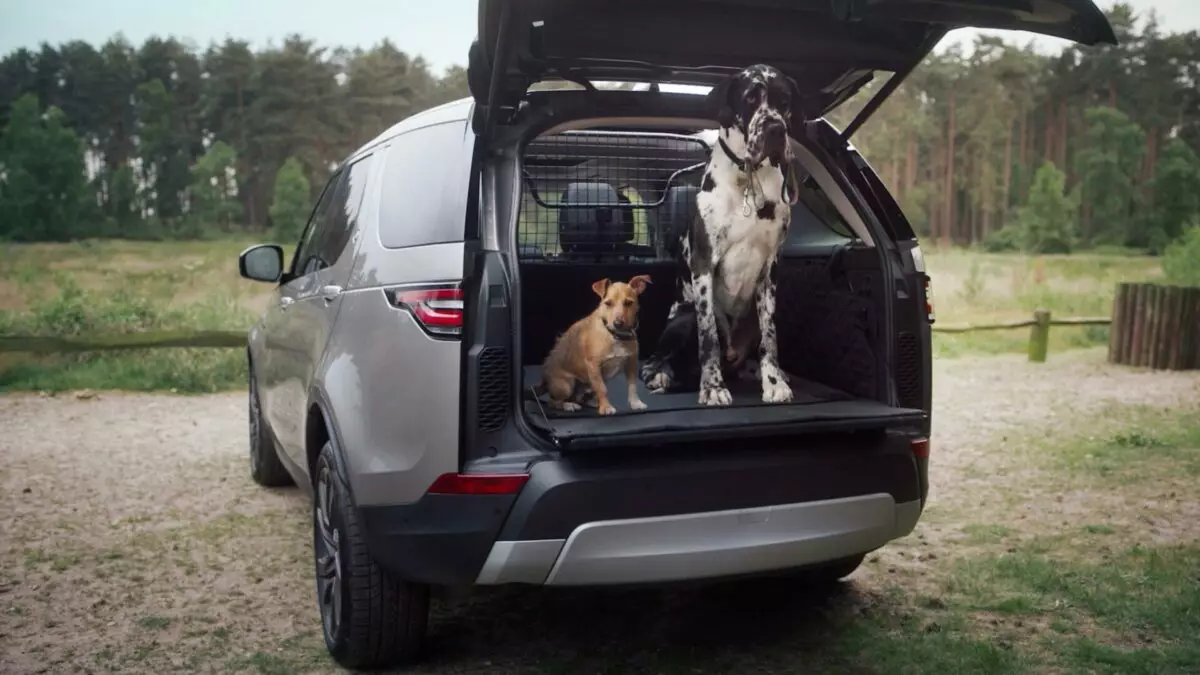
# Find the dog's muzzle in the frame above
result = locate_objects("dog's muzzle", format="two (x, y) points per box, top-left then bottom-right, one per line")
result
(747, 110), (791, 167)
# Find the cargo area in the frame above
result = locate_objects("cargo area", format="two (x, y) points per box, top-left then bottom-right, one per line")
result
(514, 128), (923, 447)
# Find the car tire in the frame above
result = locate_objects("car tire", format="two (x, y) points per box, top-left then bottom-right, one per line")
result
(313, 441), (430, 670)
(248, 366), (293, 487)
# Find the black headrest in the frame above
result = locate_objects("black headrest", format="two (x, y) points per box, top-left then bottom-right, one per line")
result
(558, 182), (635, 253)
(658, 184), (699, 257)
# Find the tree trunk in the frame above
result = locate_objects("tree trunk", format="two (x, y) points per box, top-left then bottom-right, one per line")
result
(904, 135), (917, 200)
(943, 91), (956, 249)
(1044, 98), (1054, 164)
(1001, 121), (1013, 227)
(1143, 127), (1159, 206)
(1018, 111), (1029, 200)
(1057, 100), (1069, 174)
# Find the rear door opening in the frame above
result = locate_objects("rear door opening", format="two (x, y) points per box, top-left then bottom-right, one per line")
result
(512, 122), (924, 448)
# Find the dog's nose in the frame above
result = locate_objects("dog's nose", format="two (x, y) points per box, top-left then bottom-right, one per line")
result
(612, 318), (626, 329)
(766, 122), (786, 141)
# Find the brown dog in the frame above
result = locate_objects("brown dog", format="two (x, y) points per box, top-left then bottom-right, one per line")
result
(538, 275), (651, 415)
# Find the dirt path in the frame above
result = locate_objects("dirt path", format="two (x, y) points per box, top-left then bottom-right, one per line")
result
(2, 349), (1198, 674)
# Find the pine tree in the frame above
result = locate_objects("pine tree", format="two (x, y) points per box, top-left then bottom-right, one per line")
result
(269, 156), (311, 240)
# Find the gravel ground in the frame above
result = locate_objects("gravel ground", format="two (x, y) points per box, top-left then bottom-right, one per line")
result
(2, 348), (1198, 674)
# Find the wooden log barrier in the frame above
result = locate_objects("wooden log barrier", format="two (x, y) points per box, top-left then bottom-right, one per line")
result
(1108, 282), (1200, 370)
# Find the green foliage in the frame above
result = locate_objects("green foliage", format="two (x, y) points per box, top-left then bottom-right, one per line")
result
(188, 141), (241, 230)
(1075, 106), (1146, 247)
(0, 94), (90, 241)
(1013, 162), (1079, 253)
(269, 157), (310, 240)
(1161, 224), (1200, 287)
(1144, 138), (1200, 252)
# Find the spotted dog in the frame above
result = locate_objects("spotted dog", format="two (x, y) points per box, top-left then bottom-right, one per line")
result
(641, 64), (803, 405)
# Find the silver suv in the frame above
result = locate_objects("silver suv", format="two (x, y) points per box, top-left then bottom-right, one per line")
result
(236, 1), (1115, 668)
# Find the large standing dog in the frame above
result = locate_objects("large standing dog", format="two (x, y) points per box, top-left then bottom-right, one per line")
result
(641, 64), (803, 406)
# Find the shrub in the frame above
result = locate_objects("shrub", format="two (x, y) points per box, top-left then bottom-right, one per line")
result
(1014, 162), (1079, 254)
(1161, 224), (1200, 287)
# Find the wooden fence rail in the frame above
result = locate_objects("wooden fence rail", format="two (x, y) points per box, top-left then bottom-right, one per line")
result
(0, 330), (245, 353)
(930, 311), (1111, 363)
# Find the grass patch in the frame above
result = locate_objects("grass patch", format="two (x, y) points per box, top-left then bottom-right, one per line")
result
(961, 523), (1014, 545)
(1048, 407), (1200, 483)
(872, 539), (1200, 674)
(136, 615), (172, 631)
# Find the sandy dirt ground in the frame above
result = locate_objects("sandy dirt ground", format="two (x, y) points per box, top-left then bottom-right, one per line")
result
(2, 349), (1198, 674)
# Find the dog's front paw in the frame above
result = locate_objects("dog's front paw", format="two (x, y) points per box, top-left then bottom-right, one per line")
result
(599, 404), (617, 416)
(561, 401), (582, 412)
(699, 386), (733, 406)
(762, 379), (793, 403)
(646, 371), (671, 393)
(629, 397), (648, 411)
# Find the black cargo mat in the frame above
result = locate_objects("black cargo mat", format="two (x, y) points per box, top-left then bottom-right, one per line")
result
(522, 363), (925, 447)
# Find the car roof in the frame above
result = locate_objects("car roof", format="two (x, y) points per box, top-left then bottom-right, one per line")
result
(347, 97), (475, 162)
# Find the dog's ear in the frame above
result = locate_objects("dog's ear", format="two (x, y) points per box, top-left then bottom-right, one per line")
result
(785, 74), (811, 127)
(709, 74), (737, 129)
(628, 274), (652, 296)
(591, 278), (611, 298)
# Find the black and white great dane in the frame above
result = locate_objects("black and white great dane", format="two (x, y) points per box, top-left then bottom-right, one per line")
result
(641, 64), (804, 406)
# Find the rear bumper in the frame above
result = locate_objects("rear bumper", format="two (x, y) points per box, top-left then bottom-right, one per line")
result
(359, 431), (925, 587)
(478, 494), (920, 585)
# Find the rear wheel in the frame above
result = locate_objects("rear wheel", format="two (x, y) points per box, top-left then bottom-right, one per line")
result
(248, 366), (292, 487)
(313, 442), (430, 669)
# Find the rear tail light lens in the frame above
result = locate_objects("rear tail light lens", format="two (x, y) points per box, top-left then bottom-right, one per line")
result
(923, 276), (935, 324)
(911, 437), (930, 459)
(386, 285), (464, 337)
(426, 473), (529, 495)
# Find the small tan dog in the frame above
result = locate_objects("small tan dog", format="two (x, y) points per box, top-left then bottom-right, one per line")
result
(537, 275), (651, 415)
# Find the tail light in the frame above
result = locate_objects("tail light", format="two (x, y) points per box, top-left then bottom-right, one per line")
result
(386, 285), (464, 338)
(426, 472), (529, 495)
(911, 437), (930, 459)
(923, 276), (935, 324)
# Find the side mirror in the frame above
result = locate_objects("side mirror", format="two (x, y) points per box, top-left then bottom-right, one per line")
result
(239, 244), (284, 283)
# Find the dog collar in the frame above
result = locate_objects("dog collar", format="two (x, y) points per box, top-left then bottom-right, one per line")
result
(717, 136), (752, 171)
(606, 321), (638, 341)
(716, 136), (799, 207)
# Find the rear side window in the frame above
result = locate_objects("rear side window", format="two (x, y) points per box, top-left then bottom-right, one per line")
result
(292, 154), (374, 278)
(378, 121), (472, 249)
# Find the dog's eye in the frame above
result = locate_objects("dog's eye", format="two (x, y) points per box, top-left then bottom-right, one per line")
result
(623, 299), (633, 307)
(604, 300), (614, 307)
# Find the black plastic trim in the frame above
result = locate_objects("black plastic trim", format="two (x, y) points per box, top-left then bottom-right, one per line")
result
(357, 493), (520, 587)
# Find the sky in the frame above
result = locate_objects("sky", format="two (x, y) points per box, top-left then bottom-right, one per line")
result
(2, 0), (1200, 76)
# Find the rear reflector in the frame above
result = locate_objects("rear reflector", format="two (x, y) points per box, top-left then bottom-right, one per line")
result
(911, 438), (930, 459)
(426, 473), (529, 496)
(386, 285), (464, 337)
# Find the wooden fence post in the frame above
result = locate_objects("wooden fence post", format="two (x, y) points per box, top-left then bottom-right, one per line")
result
(1028, 309), (1051, 363)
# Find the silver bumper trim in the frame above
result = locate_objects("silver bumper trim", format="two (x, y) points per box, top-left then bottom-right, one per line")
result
(476, 495), (922, 586)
